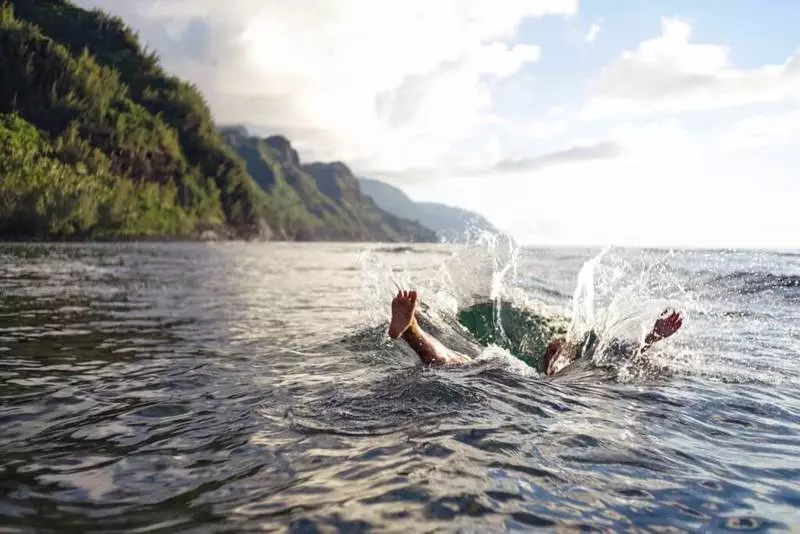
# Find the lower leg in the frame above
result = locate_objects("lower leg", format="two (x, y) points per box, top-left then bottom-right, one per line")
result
(389, 290), (469, 366)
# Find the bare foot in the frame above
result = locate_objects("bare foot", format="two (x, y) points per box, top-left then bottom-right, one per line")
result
(389, 290), (417, 339)
(653, 309), (683, 339)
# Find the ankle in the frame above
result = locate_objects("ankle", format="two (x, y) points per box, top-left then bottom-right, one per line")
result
(401, 319), (419, 341)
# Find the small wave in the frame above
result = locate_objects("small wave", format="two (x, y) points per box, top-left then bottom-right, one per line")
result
(375, 245), (416, 254)
(281, 369), (490, 437)
(710, 271), (800, 295)
(773, 249), (800, 258)
(374, 245), (452, 255)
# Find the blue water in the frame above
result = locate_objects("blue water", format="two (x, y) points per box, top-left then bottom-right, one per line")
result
(0, 242), (798, 532)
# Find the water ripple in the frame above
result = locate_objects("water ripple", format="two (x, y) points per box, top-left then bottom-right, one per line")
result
(0, 243), (798, 532)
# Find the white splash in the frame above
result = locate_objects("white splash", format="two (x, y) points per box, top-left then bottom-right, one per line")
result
(567, 246), (610, 342)
(356, 236), (700, 381)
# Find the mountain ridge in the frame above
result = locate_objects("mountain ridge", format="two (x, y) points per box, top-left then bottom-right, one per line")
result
(0, 0), (436, 242)
(358, 177), (499, 243)
(221, 127), (437, 242)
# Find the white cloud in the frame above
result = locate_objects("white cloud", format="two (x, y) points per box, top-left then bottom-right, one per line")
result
(718, 108), (800, 149)
(420, 135), (800, 248)
(585, 23), (601, 43)
(359, 140), (621, 184)
(606, 117), (696, 156)
(583, 18), (800, 118)
(519, 119), (569, 139)
(70, 1), (800, 248)
(491, 141), (622, 173)
(76, 0), (576, 172)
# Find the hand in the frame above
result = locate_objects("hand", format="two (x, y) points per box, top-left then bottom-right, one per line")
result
(652, 309), (683, 339)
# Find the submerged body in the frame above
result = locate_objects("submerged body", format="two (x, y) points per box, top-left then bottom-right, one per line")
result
(389, 290), (683, 375)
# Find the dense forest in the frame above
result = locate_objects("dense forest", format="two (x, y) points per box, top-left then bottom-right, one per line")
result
(0, 0), (437, 242)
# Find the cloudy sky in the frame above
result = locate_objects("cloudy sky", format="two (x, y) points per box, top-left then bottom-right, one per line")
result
(77, 0), (800, 248)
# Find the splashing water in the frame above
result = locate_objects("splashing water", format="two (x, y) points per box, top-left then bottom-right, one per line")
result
(576, 248), (697, 378)
(357, 236), (704, 380)
(356, 232), (519, 326)
(566, 246), (609, 342)
(2, 243), (799, 532)
(477, 232), (521, 350)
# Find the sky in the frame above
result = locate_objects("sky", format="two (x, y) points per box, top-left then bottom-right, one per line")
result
(75, 0), (800, 248)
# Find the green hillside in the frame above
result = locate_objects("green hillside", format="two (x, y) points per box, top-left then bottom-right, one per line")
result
(0, 0), (434, 242)
(0, 0), (270, 239)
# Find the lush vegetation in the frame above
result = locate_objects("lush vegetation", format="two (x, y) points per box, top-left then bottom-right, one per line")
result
(0, 0), (437, 241)
(0, 113), (192, 238)
(0, 0), (262, 238)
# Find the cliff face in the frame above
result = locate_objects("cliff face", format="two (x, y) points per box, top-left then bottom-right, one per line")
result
(221, 128), (437, 242)
(358, 178), (498, 242)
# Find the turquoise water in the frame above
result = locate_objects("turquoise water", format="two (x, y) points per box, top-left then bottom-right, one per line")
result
(1, 242), (798, 531)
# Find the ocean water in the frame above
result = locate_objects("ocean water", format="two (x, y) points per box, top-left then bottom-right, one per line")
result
(0, 241), (798, 532)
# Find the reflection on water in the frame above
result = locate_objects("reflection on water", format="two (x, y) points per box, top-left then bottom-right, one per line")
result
(0, 243), (799, 532)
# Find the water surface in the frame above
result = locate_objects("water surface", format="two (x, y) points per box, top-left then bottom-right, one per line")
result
(1, 242), (799, 532)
